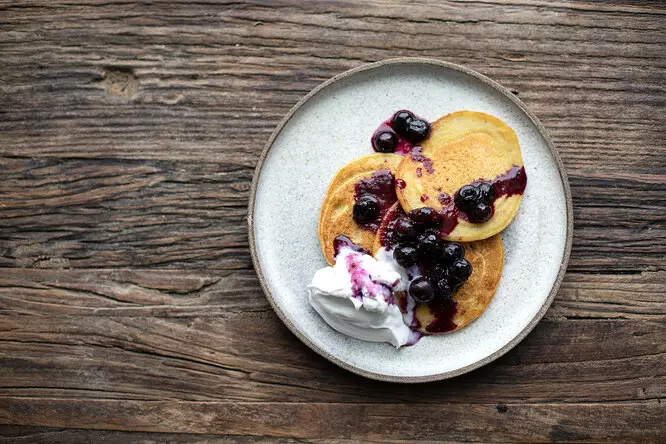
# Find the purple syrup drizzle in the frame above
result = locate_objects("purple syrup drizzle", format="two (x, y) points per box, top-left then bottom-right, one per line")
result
(377, 204), (405, 249)
(410, 146), (434, 174)
(333, 235), (397, 305)
(353, 169), (398, 232)
(333, 234), (369, 257)
(437, 192), (460, 236)
(489, 165), (527, 198)
(424, 296), (458, 333)
(370, 111), (430, 156)
(437, 165), (528, 235)
(395, 288), (423, 346)
(344, 251), (395, 303)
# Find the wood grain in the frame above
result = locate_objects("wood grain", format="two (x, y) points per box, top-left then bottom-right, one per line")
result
(0, 399), (663, 442)
(0, 0), (664, 442)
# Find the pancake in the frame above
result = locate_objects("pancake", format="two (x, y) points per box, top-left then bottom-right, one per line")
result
(395, 111), (525, 242)
(318, 153), (402, 243)
(318, 153), (402, 264)
(397, 234), (504, 334)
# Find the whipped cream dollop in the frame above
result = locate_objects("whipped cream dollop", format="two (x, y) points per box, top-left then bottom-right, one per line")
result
(308, 246), (416, 347)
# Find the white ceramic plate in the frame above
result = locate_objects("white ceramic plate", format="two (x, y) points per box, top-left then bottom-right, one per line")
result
(249, 58), (572, 382)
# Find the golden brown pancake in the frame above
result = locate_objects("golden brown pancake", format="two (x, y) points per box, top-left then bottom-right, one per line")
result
(395, 111), (524, 242)
(318, 153), (402, 264)
(396, 234), (504, 334)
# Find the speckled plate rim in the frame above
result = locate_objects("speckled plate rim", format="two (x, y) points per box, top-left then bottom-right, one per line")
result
(247, 57), (573, 383)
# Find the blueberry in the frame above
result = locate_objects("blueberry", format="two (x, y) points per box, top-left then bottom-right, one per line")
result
(467, 202), (493, 223)
(418, 228), (441, 242)
(455, 185), (480, 212)
(391, 110), (414, 135)
(429, 266), (449, 284)
(393, 245), (418, 268)
(436, 279), (454, 299)
(478, 182), (495, 203)
(403, 119), (431, 143)
(393, 217), (417, 241)
(441, 242), (465, 265)
(417, 229), (441, 261)
(352, 195), (379, 224)
(450, 258), (472, 284)
(408, 207), (441, 228)
(373, 130), (398, 153)
(409, 277), (435, 303)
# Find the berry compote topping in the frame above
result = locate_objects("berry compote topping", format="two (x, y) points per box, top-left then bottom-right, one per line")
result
(372, 130), (398, 153)
(408, 277), (435, 303)
(432, 165), (528, 233)
(371, 110), (431, 155)
(345, 250), (395, 303)
(410, 146), (434, 174)
(352, 195), (379, 224)
(352, 170), (398, 232)
(423, 296), (457, 333)
(377, 203), (407, 249)
(454, 165), (527, 224)
(333, 234), (369, 257)
(377, 203), (475, 333)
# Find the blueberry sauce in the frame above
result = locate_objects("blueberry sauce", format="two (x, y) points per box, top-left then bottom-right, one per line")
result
(362, 111), (526, 337)
(436, 192), (460, 236)
(371, 110), (431, 156)
(333, 235), (397, 303)
(439, 165), (527, 234)
(375, 203), (469, 334)
(424, 296), (457, 333)
(487, 165), (527, 199)
(378, 204), (406, 249)
(333, 234), (369, 257)
(371, 123), (413, 155)
(410, 146), (434, 174)
(352, 170), (398, 232)
(344, 251), (395, 304)
(395, 289), (423, 345)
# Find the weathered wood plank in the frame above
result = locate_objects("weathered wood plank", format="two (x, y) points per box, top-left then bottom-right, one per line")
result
(0, 398), (662, 442)
(0, 426), (306, 444)
(0, 316), (663, 403)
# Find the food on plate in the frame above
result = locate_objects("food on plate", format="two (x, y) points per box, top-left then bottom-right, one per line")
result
(318, 153), (402, 265)
(309, 109), (526, 347)
(395, 111), (526, 242)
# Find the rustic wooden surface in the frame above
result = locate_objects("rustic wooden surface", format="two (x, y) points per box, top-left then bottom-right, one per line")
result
(1, 0), (664, 442)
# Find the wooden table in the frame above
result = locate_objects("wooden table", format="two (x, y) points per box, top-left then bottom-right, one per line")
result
(1, 1), (664, 442)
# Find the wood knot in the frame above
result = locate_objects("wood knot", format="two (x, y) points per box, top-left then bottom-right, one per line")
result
(101, 67), (138, 99)
(496, 403), (508, 413)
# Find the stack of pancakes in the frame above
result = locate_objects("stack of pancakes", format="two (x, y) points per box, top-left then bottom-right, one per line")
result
(318, 111), (525, 334)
